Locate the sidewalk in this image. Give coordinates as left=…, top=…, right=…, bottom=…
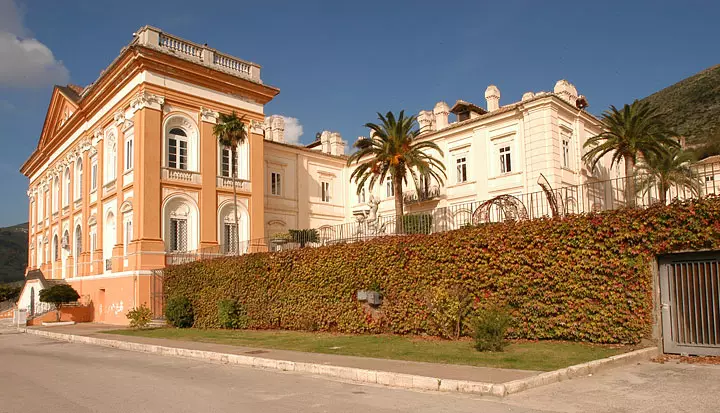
left=23, top=323, right=659, bottom=396
left=30, top=323, right=537, bottom=384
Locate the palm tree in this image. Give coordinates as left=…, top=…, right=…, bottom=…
left=213, top=111, right=247, bottom=254
left=636, top=148, right=700, bottom=205
left=347, top=111, right=446, bottom=233
left=582, top=100, right=679, bottom=207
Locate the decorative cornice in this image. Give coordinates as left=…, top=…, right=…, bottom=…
left=200, top=107, right=219, bottom=124
left=250, top=119, right=265, bottom=135
left=122, top=119, right=134, bottom=133
left=130, top=91, right=165, bottom=113
left=114, top=110, right=126, bottom=126
left=92, top=129, right=103, bottom=145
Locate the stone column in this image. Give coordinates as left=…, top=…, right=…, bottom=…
left=80, top=143, right=91, bottom=277
left=199, top=108, right=219, bottom=248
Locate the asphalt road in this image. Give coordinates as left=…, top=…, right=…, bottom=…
left=2, top=325, right=720, bottom=413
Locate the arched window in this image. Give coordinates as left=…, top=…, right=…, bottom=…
left=74, top=158, right=83, bottom=201
left=167, top=128, right=188, bottom=170
left=104, top=211, right=116, bottom=271
left=63, top=167, right=71, bottom=206
left=105, top=131, right=117, bottom=183
left=163, top=195, right=199, bottom=253
left=53, top=235, right=59, bottom=261
left=53, top=176, right=59, bottom=213
left=75, top=225, right=82, bottom=255
left=218, top=203, right=248, bottom=254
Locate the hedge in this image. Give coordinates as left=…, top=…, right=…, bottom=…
left=164, top=197, right=720, bottom=343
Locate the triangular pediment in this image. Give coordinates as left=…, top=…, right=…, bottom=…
left=35, top=85, right=82, bottom=152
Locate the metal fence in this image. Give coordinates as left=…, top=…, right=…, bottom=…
left=163, top=161, right=720, bottom=265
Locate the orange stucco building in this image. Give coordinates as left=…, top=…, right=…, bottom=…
left=19, top=27, right=290, bottom=324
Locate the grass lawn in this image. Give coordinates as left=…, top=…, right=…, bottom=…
left=102, top=328, right=631, bottom=371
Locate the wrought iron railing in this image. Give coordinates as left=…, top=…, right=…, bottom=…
left=162, top=161, right=720, bottom=263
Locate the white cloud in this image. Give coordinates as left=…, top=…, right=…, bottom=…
left=280, top=116, right=303, bottom=144
left=0, top=0, right=69, bottom=88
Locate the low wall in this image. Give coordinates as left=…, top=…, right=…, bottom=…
left=26, top=305, right=94, bottom=326
left=165, top=197, right=720, bottom=343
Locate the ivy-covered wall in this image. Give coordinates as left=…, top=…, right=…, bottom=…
left=164, top=198, right=720, bottom=343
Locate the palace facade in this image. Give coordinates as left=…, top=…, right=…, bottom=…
left=20, top=26, right=611, bottom=324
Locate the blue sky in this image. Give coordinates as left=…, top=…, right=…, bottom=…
left=0, top=0, right=717, bottom=227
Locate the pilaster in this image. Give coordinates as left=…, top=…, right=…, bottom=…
left=249, top=125, right=264, bottom=241
left=200, top=109, right=219, bottom=247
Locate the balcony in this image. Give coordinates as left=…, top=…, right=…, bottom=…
left=133, top=26, right=261, bottom=83
left=162, top=167, right=201, bottom=184
left=403, top=185, right=441, bottom=204
left=216, top=176, right=251, bottom=191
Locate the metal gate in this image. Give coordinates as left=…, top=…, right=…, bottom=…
left=150, top=269, right=165, bottom=319
left=660, top=252, right=720, bottom=356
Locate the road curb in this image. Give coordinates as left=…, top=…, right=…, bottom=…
left=20, top=328, right=659, bottom=397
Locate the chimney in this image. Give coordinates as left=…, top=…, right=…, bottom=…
left=485, top=85, right=500, bottom=111
left=329, top=132, right=345, bottom=156
left=417, top=110, right=436, bottom=133
left=320, top=131, right=331, bottom=154
left=433, top=102, right=450, bottom=130
left=553, top=80, right=578, bottom=106
left=270, top=115, right=285, bottom=143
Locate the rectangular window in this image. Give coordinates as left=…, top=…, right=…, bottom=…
left=168, top=139, right=187, bottom=170
left=500, top=146, right=512, bottom=174
left=224, top=223, right=238, bottom=253
left=124, top=220, right=132, bottom=256
left=562, top=139, right=570, bottom=169
left=125, top=136, right=134, bottom=171
left=91, top=159, right=98, bottom=191
left=386, top=180, right=394, bottom=198
left=706, top=176, right=714, bottom=182
left=169, top=218, right=188, bottom=252
left=221, top=148, right=238, bottom=178
left=456, top=156, right=467, bottom=183
left=359, top=187, right=366, bottom=203
left=271, top=172, right=282, bottom=196
left=321, top=181, right=331, bottom=203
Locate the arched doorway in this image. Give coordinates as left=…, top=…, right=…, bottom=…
left=30, top=287, right=35, bottom=316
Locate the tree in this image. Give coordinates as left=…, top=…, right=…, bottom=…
left=636, top=147, right=701, bottom=205
left=213, top=112, right=248, bottom=254
left=347, top=111, right=446, bottom=233
left=289, top=229, right=319, bottom=248
left=582, top=100, right=679, bottom=207
left=0, top=284, right=21, bottom=302
left=39, top=284, right=80, bottom=322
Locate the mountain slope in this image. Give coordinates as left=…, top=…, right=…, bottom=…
left=0, top=223, right=28, bottom=283
left=641, top=64, right=720, bottom=148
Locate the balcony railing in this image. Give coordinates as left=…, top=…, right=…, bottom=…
left=162, top=167, right=201, bottom=184
left=403, top=185, right=441, bottom=204
left=216, top=176, right=251, bottom=191
left=134, top=26, right=261, bottom=82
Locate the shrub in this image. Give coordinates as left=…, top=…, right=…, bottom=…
left=39, top=284, right=80, bottom=322
left=402, top=214, right=433, bottom=234
left=126, top=304, right=153, bottom=329
left=472, top=306, right=512, bottom=352
left=164, top=198, right=720, bottom=343
left=165, top=296, right=194, bottom=328
left=217, top=299, right=248, bottom=329
left=289, top=229, right=319, bottom=247
left=426, top=285, right=473, bottom=339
